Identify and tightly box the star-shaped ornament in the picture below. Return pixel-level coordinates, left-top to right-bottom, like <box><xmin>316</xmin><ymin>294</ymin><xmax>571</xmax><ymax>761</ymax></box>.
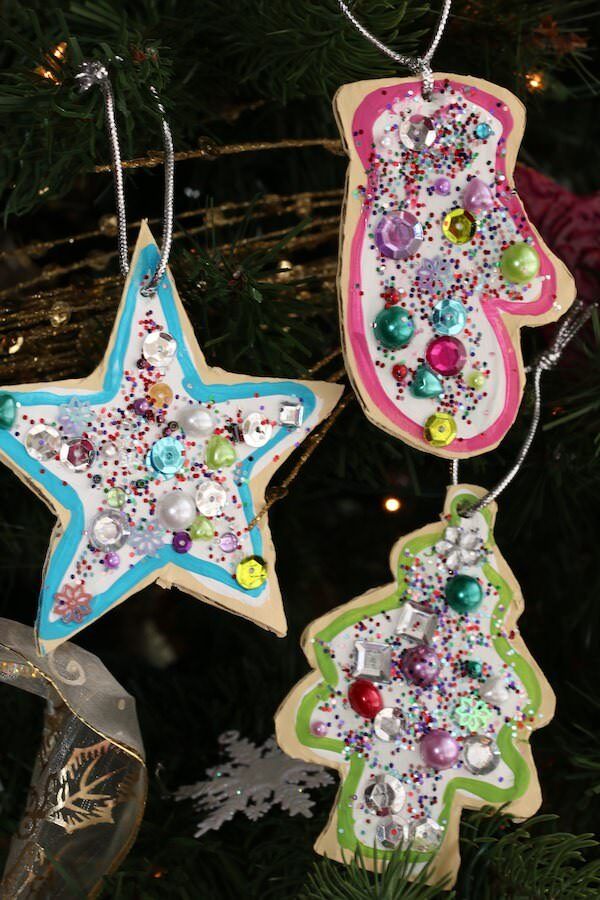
<box><xmin>0</xmin><ymin>224</ymin><xmax>342</xmax><ymax>654</ymax></box>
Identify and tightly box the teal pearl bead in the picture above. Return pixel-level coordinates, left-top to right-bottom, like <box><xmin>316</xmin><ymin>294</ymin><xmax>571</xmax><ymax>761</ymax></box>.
<box><xmin>410</xmin><ymin>365</ymin><xmax>443</xmax><ymax>399</ymax></box>
<box><xmin>500</xmin><ymin>242</ymin><xmax>540</xmax><ymax>284</ymax></box>
<box><xmin>446</xmin><ymin>574</ymin><xmax>483</xmax><ymax>614</ymax></box>
<box><xmin>0</xmin><ymin>393</ymin><xmax>17</xmax><ymax>430</ymax></box>
<box><xmin>373</xmin><ymin>307</ymin><xmax>414</xmax><ymax>350</ymax></box>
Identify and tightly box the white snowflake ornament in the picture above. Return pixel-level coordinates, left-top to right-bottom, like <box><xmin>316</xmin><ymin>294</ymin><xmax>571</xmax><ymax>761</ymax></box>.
<box><xmin>175</xmin><ymin>731</ymin><xmax>332</xmax><ymax>837</ymax></box>
<box><xmin>435</xmin><ymin>525</ymin><xmax>485</xmax><ymax>569</ymax></box>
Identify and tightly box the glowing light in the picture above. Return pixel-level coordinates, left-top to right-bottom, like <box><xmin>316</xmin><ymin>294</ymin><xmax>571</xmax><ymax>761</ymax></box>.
<box><xmin>383</xmin><ymin>496</ymin><xmax>401</xmax><ymax>513</ymax></box>
<box><xmin>525</xmin><ymin>71</ymin><xmax>545</xmax><ymax>92</ymax></box>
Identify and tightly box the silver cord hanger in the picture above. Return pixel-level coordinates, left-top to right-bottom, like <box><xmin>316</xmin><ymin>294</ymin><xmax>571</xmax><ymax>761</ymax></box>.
<box><xmin>337</xmin><ymin>0</ymin><xmax>452</xmax><ymax>97</ymax></box>
<box><xmin>452</xmin><ymin>300</ymin><xmax>596</xmax><ymax>516</ymax></box>
<box><xmin>76</xmin><ymin>61</ymin><xmax>175</xmax><ymax>297</ymax></box>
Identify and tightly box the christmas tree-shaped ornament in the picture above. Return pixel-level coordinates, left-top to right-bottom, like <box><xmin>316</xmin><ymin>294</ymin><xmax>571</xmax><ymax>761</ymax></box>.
<box><xmin>335</xmin><ymin>75</ymin><xmax>575</xmax><ymax>457</ymax></box>
<box><xmin>0</xmin><ymin>224</ymin><xmax>342</xmax><ymax>654</ymax></box>
<box><xmin>276</xmin><ymin>485</ymin><xmax>554</xmax><ymax>885</ymax></box>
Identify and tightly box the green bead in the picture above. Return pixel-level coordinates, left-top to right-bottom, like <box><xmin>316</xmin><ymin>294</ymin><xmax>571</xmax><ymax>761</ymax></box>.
<box><xmin>468</xmin><ymin>371</ymin><xmax>486</xmax><ymax>390</ymax></box>
<box><xmin>410</xmin><ymin>365</ymin><xmax>443</xmax><ymax>399</ymax></box>
<box><xmin>190</xmin><ymin>515</ymin><xmax>214</xmax><ymax>541</ymax></box>
<box><xmin>446</xmin><ymin>574</ymin><xmax>483</xmax><ymax>614</ymax></box>
<box><xmin>107</xmin><ymin>487</ymin><xmax>126</xmax><ymax>509</ymax></box>
<box><xmin>0</xmin><ymin>393</ymin><xmax>17</xmax><ymax>430</ymax></box>
<box><xmin>205</xmin><ymin>434</ymin><xmax>236</xmax><ymax>469</ymax></box>
<box><xmin>500</xmin><ymin>242</ymin><xmax>540</xmax><ymax>284</ymax></box>
<box><xmin>464</xmin><ymin>659</ymin><xmax>483</xmax><ymax>678</ymax></box>
<box><xmin>373</xmin><ymin>307</ymin><xmax>414</xmax><ymax>350</ymax></box>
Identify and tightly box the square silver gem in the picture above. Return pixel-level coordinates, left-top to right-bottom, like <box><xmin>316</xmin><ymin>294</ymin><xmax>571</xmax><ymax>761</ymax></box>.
<box><xmin>354</xmin><ymin>640</ymin><xmax>391</xmax><ymax>682</ymax></box>
<box><xmin>395</xmin><ymin>601</ymin><xmax>437</xmax><ymax>644</ymax></box>
<box><xmin>279</xmin><ymin>399</ymin><xmax>304</xmax><ymax>427</ymax></box>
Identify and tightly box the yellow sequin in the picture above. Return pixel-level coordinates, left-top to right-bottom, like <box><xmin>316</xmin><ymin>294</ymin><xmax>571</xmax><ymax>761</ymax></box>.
<box><xmin>236</xmin><ymin>556</ymin><xmax>268</xmax><ymax>590</ymax></box>
<box><xmin>424</xmin><ymin>413</ymin><xmax>457</xmax><ymax>448</ymax></box>
<box><xmin>442</xmin><ymin>208</ymin><xmax>476</xmax><ymax>244</ymax></box>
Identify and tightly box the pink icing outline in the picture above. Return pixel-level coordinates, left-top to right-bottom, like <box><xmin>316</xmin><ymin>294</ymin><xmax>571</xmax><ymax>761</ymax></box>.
<box><xmin>346</xmin><ymin>77</ymin><xmax>558</xmax><ymax>453</ymax></box>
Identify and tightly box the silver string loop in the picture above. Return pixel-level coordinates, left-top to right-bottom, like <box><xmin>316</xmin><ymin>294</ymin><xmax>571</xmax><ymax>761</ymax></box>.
<box><xmin>453</xmin><ymin>300</ymin><xmax>595</xmax><ymax>517</ymax></box>
<box><xmin>76</xmin><ymin>62</ymin><xmax>174</xmax><ymax>292</ymax></box>
<box><xmin>337</xmin><ymin>0</ymin><xmax>452</xmax><ymax>98</ymax></box>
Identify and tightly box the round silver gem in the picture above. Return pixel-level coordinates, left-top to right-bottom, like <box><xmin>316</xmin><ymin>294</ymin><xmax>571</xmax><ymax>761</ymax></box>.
<box><xmin>25</xmin><ymin>424</ymin><xmax>61</xmax><ymax>461</ymax></box>
<box><xmin>462</xmin><ymin>734</ymin><xmax>501</xmax><ymax>775</ymax></box>
<box><xmin>376</xmin><ymin>817</ymin><xmax>415</xmax><ymax>849</ymax></box>
<box><xmin>89</xmin><ymin>510</ymin><xmax>130</xmax><ymax>551</ymax></box>
<box><xmin>242</xmin><ymin>412</ymin><xmax>273</xmax><ymax>448</ymax></box>
<box><xmin>142</xmin><ymin>331</ymin><xmax>177</xmax><ymax>368</ymax></box>
<box><xmin>363</xmin><ymin>774</ymin><xmax>405</xmax><ymax>815</ymax></box>
<box><xmin>412</xmin><ymin>817</ymin><xmax>444</xmax><ymax>853</ymax></box>
<box><xmin>196</xmin><ymin>481</ymin><xmax>227</xmax><ymax>517</ymax></box>
<box><xmin>399</xmin><ymin>114</ymin><xmax>436</xmax><ymax>151</ymax></box>
<box><xmin>373</xmin><ymin>707</ymin><xmax>405</xmax><ymax>741</ymax></box>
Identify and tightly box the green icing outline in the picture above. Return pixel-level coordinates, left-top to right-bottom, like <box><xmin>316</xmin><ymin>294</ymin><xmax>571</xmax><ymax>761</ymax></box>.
<box><xmin>294</xmin><ymin>492</ymin><xmax>543</xmax><ymax>862</ymax></box>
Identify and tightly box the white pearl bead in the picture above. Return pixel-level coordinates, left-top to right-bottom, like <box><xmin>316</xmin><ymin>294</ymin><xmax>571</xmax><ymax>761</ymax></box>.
<box><xmin>157</xmin><ymin>491</ymin><xmax>197</xmax><ymax>531</ymax></box>
<box><xmin>479</xmin><ymin>675</ymin><xmax>508</xmax><ymax>706</ymax></box>
<box><xmin>178</xmin><ymin>406</ymin><xmax>215</xmax><ymax>437</ymax></box>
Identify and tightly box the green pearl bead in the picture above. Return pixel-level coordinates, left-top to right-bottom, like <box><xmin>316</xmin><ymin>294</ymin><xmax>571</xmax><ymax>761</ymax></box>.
<box><xmin>373</xmin><ymin>307</ymin><xmax>414</xmax><ymax>350</ymax></box>
<box><xmin>205</xmin><ymin>434</ymin><xmax>236</xmax><ymax>469</ymax></box>
<box><xmin>0</xmin><ymin>393</ymin><xmax>17</xmax><ymax>430</ymax></box>
<box><xmin>468</xmin><ymin>371</ymin><xmax>486</xmax><ymax>390</ymax></box>
<box><xmin>500</xmin><ymin>242</ymin><xmax>540</xmax><ymax>284</ymax></box>
<box><xmin>190</xmin><ymin>515</ymin><xmax>214</xmax><ymax>541</ymax></box>
<box><xmin>410</xmin><ymin>365</ymin><xmax>443</xmax><ymax>399</ymax></box>
<box><xmin>446</xmin><ymin>574</ymin><xmax>483</xmax><ymax>614</ymax></box>
<box><xmin>107</xmin><ymin>487</ymin><xmax>126</xmax><ymax>509</ymax></box>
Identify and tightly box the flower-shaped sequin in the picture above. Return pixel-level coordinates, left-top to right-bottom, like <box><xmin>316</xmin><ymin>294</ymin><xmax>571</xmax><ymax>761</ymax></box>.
<box><xmin>435</xmin><ymin>526</ymin><xmax>484</xmax><ymax>569</ymax></box>
<box><xmin>453</xmin><ymin>695</ymin><xmax>493</xmax><ymax>732</ymax></box>
<box><xmin>57</xmin><ymin>397</ymin><xmax>96</xmax><ymax>436</ymax></box>
<box><xmin>129</xmin><ymin>522</ymin><xmax>166</xmax><ymax>557</ymax></box>
<box><xmin>53</xmin><ymin>583</ymin><xmax>92</xmax><ymax>624</ymax></box>
<box><xmin>416</xmin><ymin>255</ymin><xmax>452</xmax><ymax>293</ymax></box>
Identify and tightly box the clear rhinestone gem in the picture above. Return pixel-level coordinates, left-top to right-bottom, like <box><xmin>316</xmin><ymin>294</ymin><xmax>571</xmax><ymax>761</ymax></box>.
<box><xmin>196</xmin><ymin>481</ymin><xmax>227</xmax><ymax>517</ymax></box>
<box><xmin>462</xmin><ymin>734</ymin><xmax>501</xmax><ymax>775</ymax></box>
<box><xmin>89</xmin><ymin>510</ymin><xmax>130</xmax><ymax>551</ymax></box>
<box><xmin>364</xmin><ymin>774</ymin><xmax>405</xmax><ymax>815</ymax></box>
<box><xmin>354</xmin><ymin>640</ymin><xmax>391</xmax><ymax>682</ymax></box>
<box><xmin>279</xmin><ymin>399</ymin><xmax>304</xmax><ymax>427</ymax></box>
<box><xmin>376</xmin><ymin>817</ymin><xmax>415</xmax><ymax>849</ymax></box>
<box><xmin>373</xmin><ymin>707</ymin><xmax>405</xmax><ymax>741</ymax></box>
<box><xmin>25</xmin><ymin>424</ymin><xmax>61</xmax><ymax>461</ymax></box>
<box><xmin>399</xmin><ymin>114</ymin><xmax>437</xmax><ymax>151</ymax></box>
<box><xmin>242</xmin><ymin>412</ymin><xmax>273</xmax><ymax>448</ymax></box>
<box><xmin>59</xmin><ymin>437</ymin><xmax>95</xmax><ymax>472</ymax></box>
<box><xmin>395</xmin><ymin>600</ymin><xmax>438</xmax><ymax>644</ymax></box>
<box><xmin>413</xmin><ymin>817</ymin><xmax>444</xmax><ymax>852</ymax></box>
<box><xmin>142</xmin><ymin>331</ymin><xmax>177</xmax><ymax>368</ymax></box>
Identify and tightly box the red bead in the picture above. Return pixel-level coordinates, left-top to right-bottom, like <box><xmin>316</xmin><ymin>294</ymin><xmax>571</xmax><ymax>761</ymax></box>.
<box><xmin>348</xmin><ymin>678</ymin><xmax>383</xmax><ymax>719</ymax></box>
<box><xmin>392</xmin><ymin>364</ymin><xmax>408</xmax><ymax>382</ymax></box>
<box><xmin>383</xmin><ymin>288</ymin><xmax>400</xmax><ymax>306</ymax></box>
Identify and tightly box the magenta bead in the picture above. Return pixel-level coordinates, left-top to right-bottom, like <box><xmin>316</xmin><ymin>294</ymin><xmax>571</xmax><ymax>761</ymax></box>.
<box><xmin>375</xmin><ymin>211</ymin><xmax>423</xmax><ymax>260</ymax></box>
<box><xmin>172</xmin><ymin>531</ymin><xmax>192</xmax><ymax>554</ymax></box>
<box><xmin>104</xmin><ymin>551</ymin><xmax>120</xmax><ymax>569</ymax></box>
<box><xmin>420</xmin><ymin>729</ymin><xmax>460</xmax><ymax>770</ymax></box>
<box><xmin>434</xmin><ymin>177</ymin><xmax>451</xmax><ymax>196</ymax></box>
<box><xmin>402</xmin><ymin>644</ymin><xmax>441</xmax><ymax>687</ymax></box>
<box><xmin>133</xmin><ymin>398</ymin><xmax>150</xmax><ymax>416</ymax></box>
<box><xmin>310</xmin><ymin>721</ymin><xmax>328</xmax><ymax>737</ymax></box>
<box><xmin>463</xmin><ymin>177</ymin><xmax>494</xmax><ymax>212</ymax></box>
<box><xmin>426</xmin><ymin>336</ymin><xmax>466</xmax><ymax>376</ymax></box>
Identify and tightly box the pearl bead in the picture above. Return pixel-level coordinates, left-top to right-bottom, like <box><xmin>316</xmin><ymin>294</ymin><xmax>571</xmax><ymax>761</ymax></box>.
<box><xmin>178</xmin><ymin>405</ymin><xmax>215</xmax><ymax>437</ymax></box>
<box><xmin>420</xmin><ymin>729</ymin><xmax>460</xmax><ymax>770</ymax></box>
<box><xmin>446</xmin><ymin>574</ymin><xmax>483</xmax><ymax>613</ymax></box>
<box><xmin>500</xmin><ymin>242</ymin><xmax>540</xmax><ymax>284</ymax></box>
<box><xmin>157</xmin><ymin>491</ymin><xmax>197</xmax><ymax>531</ymax></box>
<box><xmin>373</xmin><ymin>307</ymin><xmax>414</xmax><ymax>350</ymax></box>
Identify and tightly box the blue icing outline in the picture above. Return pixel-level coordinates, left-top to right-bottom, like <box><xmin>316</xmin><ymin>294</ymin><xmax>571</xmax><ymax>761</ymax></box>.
<box><xmin>0</xmin><ymin>243</ymin><xmax>317</xmax><ymax>645</ymax></box>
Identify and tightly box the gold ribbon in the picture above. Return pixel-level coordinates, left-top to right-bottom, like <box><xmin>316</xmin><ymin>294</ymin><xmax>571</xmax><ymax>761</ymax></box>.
<box><xmin>0</xmin><ymin>619</ymin><xmax>146</xmax><ymax>898</ymax></box>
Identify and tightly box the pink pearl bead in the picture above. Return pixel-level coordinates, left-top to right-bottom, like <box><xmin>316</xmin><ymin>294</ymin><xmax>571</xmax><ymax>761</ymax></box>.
<box><xmin>420</xmin><ymin>729</ymin><xmax>460</xmax><ymax>770</ymax></box>
<box><xmin>401</xmin><ymin>644</ymin><xmax>441</xmax><ymax>687</ymax></box>
<box><xmin>310</xmin><ymin>721</ymin><xmax>328</xmax><ymax>737</ymax></box>
<box><xmin>426</xmin><ymin>336</ymin><xmax>467</xmax><ymax>376</ymax></box>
